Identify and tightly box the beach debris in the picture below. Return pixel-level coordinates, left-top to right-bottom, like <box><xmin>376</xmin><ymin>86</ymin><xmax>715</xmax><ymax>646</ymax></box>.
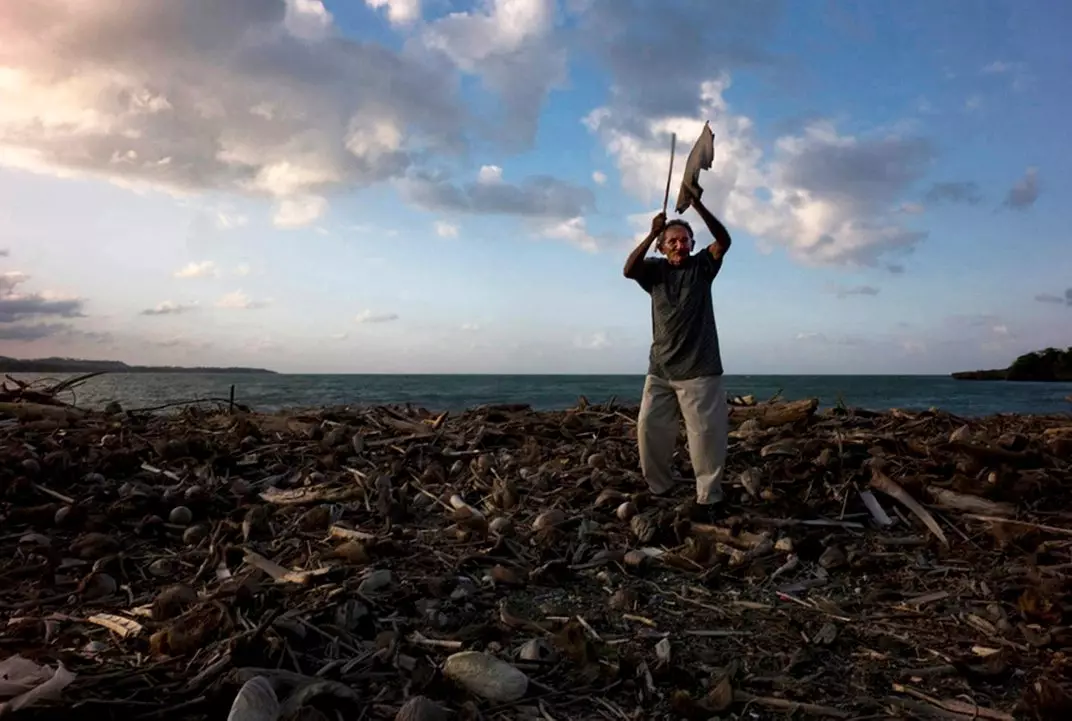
<box><xmin>1</xmin><ymin>381</ymin><xmax>1070</xmax><ymax>719</ymax></box>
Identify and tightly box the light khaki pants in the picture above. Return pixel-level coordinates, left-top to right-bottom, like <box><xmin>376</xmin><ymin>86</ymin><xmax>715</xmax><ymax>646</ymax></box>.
<box><xmin>637</xmin><ymin>374</ymin><xmax>728</xmax><ymax>504</ymax></box>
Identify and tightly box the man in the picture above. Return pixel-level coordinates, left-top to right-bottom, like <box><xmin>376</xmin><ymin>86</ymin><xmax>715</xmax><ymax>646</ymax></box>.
<box><xmin>622</xmin><ymin>188</ymin><xmax>731</xmax><ymax>521</ymax></box>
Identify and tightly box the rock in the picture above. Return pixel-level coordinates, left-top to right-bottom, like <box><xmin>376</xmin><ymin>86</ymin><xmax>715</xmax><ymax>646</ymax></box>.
<box><xmin>489</xmin><ymin>517</ymin><xmax>514</xmax><ymax>536</ymax></box>
<box><xmin>586</xmin><ymin>452</ymin><xmax>606</xmax><ymax>469</ymax></box>
<box><xmin>442</xmin><ymin>651</ymin><xmax>528</xmax><ymax>702</ymax></box>
<box><xmin>358</xmin><ymin>569</ymin><xmax>393</xmax><ymax>595</ymax></box>
<box><xmin>616</xmin><ymin>501</ymin><xmax>638</xmax><ymax>521</ymax></box>
<box><xmin>532</xmin><ymin>509</ymin><xmax>566</xmax><ymax>531</ymax></box>
<box><xmin>518</xmin><ymin>638</ymin><xmax>557</xmax><ymax>662</ymax></box>
<box><xmin>152</xmin><ymin>584</ymin><xmax>199</xmax><ymax>620</ymax></box>
<box><xmin>169</xmin><ymin>506</ymin><xmax>193</xmax><ymax>525</ymax></box>
<box><xmin>395</xmin><ymin>696</ymin><xmax>448</xmax><ymax>721</ymax></box>
<box><xmin>182</xmin><ymin>524</ymin><xmax>210</xmax><ymax>545</ymax></box>
<box><xmin>226</xmin><ymin>676</ymin><xmax>279</xmax><ymax>721</ymax></box>
<box><xmin>949</xmin><ymin>425</ymin><xmax>972</xmax><ymax>443</ymax></box>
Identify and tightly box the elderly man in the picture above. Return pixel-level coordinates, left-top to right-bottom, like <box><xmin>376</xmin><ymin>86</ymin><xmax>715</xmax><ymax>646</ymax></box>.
<box><xmin>622</xmin><ymin>189</ymin><xmax>732</xmax><ymax>521</ymax></box>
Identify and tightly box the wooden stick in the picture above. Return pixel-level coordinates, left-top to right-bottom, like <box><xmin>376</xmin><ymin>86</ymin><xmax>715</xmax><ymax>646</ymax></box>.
<box><xmin>661</xmin><ymin>132</ymin><xmax>677</xmax><ymax>214</ymax></box>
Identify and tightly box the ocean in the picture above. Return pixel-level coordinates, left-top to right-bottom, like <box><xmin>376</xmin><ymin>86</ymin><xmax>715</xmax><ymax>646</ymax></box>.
<box><xmin>5</xmin><ymin>373</ymin><xmax>1072</xmax><ymax>417</ymax></box>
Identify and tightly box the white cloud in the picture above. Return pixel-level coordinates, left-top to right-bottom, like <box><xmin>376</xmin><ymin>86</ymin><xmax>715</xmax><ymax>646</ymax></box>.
<box><xmin>0</xmin><ymin>271</ymin><xmax>31</xmax><ymax>295</ymax></box>
<box><xmin>539</xmin><ymin>217</ymin><xmax>600</xmax><ymax>253</ymax></box>
<box><xmin>216</xmin><ymin>290</ymin><xmax>268</xmax><ymax>310</ymax></box>
<box><xmin>330</xmin><ymin>332</ymin><xmax>349</xmax><ymax>340</ymax></box>
<box><xmin>435</xmin><ymin>221</ymin><xmax>460</xmax><ymax>238</ymax></box>
<box><xmin>418</xmin><ymin>0</ymin><xmax>565</xmax><ymax>147</ymax></box>
<box><xmin>592</xmin><ymin>170</ymin><xmax>607</xmax><ymax>185</ymax></box>
<box><xmin>574</xmin><ymin>331</ymin><xmax>610</xmax><ymax>350</ymax></box>
<box><xmin>174</xmin><ymin>261</ymin><xmax>219</xmax><ymax>279</ymax></box>
<box><xmin>899</xmin><ymin>202</ymin><xmax>925</xmax><ymax>215</ymax></box>
<box><xmin>586</xmin><ymin>75</ymin><xmax>930</xmax><ymax>269</ymax></box>
<box><xmin>284</xmin><ymin>0</ymin><xmax>333</xmax><ymax>41</ymax></box>
<box><xmin>460</xmin><ymin>322</ymin><xmax>481</xmax><ymax>331</ymax></box>
<box><xmin>140</xmin><ymin>300</ymin><xmax>198</xmax><ymax>316</ymax></box>
<box><xmin>355</xmin><ymin>309</ymin><xmax>399</xmax><ymax>324</ymax></box>
<box><xmin>478</xmin><ymin>165</ymin><xmax>504</xmax><ymax>184</ymax></box>
<box><xmin>234</xmin><ymin>263</ymin><xmax>252</xmax><ymax>277</ymax></box>
<box><xmin>365</xmin><ymin>0</ymin><xmax>422</xmax><ymax>26</ymax></box>
<box><xmin>965</xmin><ymin>95</ymin><xmax>982</xmax><ymax>112</ymax></box>
<box><xmin>0</xmin><ymin>1</ymin><xmax>464</xmax><ymax>213</ymax></box>
<box><xmin>216</xmin><ymin>211</ymin><xmax>249</xmax><ymax>230</ymax></box>
<box><xmin>273</xmin><ymin>196</ymin><xmax>328</xmax><ymax>228</ymax></box>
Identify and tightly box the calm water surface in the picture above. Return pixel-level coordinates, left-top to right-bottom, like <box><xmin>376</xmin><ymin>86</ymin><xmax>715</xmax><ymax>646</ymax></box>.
<box><xmin>7</xmin><ymin>373</ymin><xmax>1072</xmax><ymax>417</ymax></box>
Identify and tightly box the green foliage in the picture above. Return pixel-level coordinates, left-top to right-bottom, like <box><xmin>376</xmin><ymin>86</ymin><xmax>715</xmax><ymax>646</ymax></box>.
<box><xmin>1006</xmin><ymin>346</ymin><xmax>1072</xmax><ymax>381</ymax></box>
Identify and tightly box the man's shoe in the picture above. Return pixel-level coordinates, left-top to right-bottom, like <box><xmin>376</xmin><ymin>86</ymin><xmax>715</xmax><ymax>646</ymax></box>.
<box><xmin>678</xmin><ymin>499</ymin><xmax>723</xmax><ymax>524</ymax></box>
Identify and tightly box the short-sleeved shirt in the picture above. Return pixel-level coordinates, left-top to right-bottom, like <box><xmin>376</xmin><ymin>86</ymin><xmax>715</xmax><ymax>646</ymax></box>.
<box><xmin>632</xmin><ymin>251</ymin><xmax>724</xmax><ymax>381</ymax></box>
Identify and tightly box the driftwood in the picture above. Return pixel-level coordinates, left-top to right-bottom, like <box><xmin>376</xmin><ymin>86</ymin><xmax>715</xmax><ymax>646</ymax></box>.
<box><xmin>1</xmin><ymin>393</ymin><xmax>1070</xmax><ymax>720</ymax></box>
<box><xmin>730</xmin><ymin>397</ymin><xmax>818</xmax><ymax>428</ymax></box>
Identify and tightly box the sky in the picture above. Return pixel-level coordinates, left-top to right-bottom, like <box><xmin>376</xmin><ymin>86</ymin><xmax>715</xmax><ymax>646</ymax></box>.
<box><xmin>0</xmin><ymin>0</ymin><xmax>1069</xmax><ymax>375</ymax></box>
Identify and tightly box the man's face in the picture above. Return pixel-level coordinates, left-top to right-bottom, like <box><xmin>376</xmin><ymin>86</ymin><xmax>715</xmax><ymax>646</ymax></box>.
<box><xmin>661</xmin><ymin>225</ymin><xmax>692</xmax><ymax>264</ymax></box>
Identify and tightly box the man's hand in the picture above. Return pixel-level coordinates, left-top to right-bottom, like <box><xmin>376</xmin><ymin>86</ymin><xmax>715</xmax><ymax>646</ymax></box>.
<box><xmin>650</xmin><ymin>212</ymin><xmax>667</xmax><ymax>236</ymax></box>
<box><xmin>680</xmin><ymin>184</ymin><xmax>704</xmax><ymax>211</ymax></box>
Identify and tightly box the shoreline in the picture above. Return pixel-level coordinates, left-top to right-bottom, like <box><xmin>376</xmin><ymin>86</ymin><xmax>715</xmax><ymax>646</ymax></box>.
<box><xmin>1</xmin><ymin>393</ymin><xmax>1071</xmax><ymax>718</ymax></box>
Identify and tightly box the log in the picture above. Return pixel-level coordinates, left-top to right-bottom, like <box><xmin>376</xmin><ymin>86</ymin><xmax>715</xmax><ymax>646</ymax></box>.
<box><xmin>730</xmin><ymin>398</ymin><xmax>819</xmax><ymax>429</ymax></box>
<box><xmin>926</xmin><ymin>487</ymin><xmax>1014</xmax><ymax>517</ymax></box>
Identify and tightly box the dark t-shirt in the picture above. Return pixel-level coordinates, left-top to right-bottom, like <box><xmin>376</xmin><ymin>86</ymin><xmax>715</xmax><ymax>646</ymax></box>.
<box><xmin>632</xmin><ymin>251</ymin><xmax>724</xmax><ymax>381</ymax></box>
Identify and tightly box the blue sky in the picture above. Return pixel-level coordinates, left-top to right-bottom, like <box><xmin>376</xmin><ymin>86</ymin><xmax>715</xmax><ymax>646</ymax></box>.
<box><xmin>0</xmin><ymin>0</ymin><xmax>1068</xmax><ymax>374</ymax></box>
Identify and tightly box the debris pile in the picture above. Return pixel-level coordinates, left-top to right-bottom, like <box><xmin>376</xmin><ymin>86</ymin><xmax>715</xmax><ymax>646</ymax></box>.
<box><xmin>2</xmin><ymin>383</ymin><xmax>1072</xmax><ymax>720</ymax></box>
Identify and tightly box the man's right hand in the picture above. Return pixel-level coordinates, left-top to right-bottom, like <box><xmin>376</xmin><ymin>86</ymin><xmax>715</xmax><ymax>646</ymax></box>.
<box><xmin>650</xmin><ymin>212</ymin><xmax>666</xmax><ymax>236</ymax></box>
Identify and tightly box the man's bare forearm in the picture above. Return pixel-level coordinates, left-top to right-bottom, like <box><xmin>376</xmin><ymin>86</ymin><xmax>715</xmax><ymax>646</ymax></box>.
<box><xmin>692</xmin><ymin>198</ymin><xmax>732</xmax><ymax>255</ymax></box>
<box><xmin>623</xmin><ymin>231</ymin><xmax>658</xmax><ymax>277</ymax></box>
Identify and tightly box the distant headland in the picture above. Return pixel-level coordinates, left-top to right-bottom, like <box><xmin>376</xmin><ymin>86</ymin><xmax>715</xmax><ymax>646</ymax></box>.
<box><xmin>952</xmin><ymin>347</ymin><xmax>1072</xmax><ymax>382</ymax></box>
<box><xmin>0</xmin><ymin>356</ymin><xmax>276</xmax><ymax>375</ymax></box>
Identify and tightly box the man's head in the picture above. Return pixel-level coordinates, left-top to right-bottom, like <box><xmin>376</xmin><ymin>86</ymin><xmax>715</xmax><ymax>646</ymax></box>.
<box><xmin>657</xmin><ymin>219</ymin><xmax>694</xmax><ymax>265</ymax></box>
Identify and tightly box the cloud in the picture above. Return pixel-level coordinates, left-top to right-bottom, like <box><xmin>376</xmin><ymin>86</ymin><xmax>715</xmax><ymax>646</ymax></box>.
<box><xmin>417</xmin><ymin>0</ymin><xmax>566</xmax><ymax>149</ymax></box>
<box><xmin>478</xmin><ymin>165</ymin><xmax>503</xmax><ymax>184</ymax></box>
<box><xmin>273</xmin><ymin>195</ymin><xmax>328</xmax><ymax>228</ymax></box>
<box><xmin>573</xmin><ymin>0</ymin><xmax>783</xmax><ymax>121</ymax></box>
<box><xmin>898</xmin><ymin>202</ymin><xmax>924</xmax><ymax>215</ymax></box>
<box><xmin>0</xmin><ymin>270</ymin><xmax>86</xmax><ymax>339</ymax></box>
<box><xmin>400</xmin><ymin>168</ymin><xmax>594</xmax><ymax>219</ymax></box>
<box><xmin>538</xmin><ymin>217</ymin><xmax>604</xmax><ymax>253</ymax></box>
<box><xmin>460</xmin><ymin>322</ymin><xmax>481</xmax><ymax>332</ymax></box>
<box><xmin>366</xmin><ymin>0</ymin><xmax>422</xmax><ymax>27</ymax></box>
<box><xmin>965</xmin><ymin>95</ymin><xmax>982</xmax><ymax>112</ymax></box>
<box><xmin>592</xmin><ymin>170</ymin><xmax>607</xmax><ymax>185</ymax></box>
<box><xmin>924</xmin><ymin>181</ymin><xmax>982</xmax><ymax>206</ymax></box>
<box><xmin>828</xmin><ymin>284</ymin><xmax>880</xmax><ymax>299</ymax></box>
<box><xmin>355</xmin><ymin>309</ymin><xmax>399</xmax><ymax>323</ymax></box>
<box><xmin>0</xmin><ymin>278</ymin><xmax>85</xmax><ymax>324</ymax></box>
<box><xmin>1035</xmin><ymin>289</ymin><xmax>1072</xmax><ymax>306</ymax></box>
<box><xmin>0</xmin><ymin>249</ymin><xmax>8</xmax><ymax>257</ymax></box>
<box><xmin>1003</xmin><ymin>167</ymin><xmax>1039</xmax><ymax>211</ymax></box>
<box><xmin>140</xmin><ymin>300</ymin><xmax>198</xmax><ymax>316</ymax></box>
<box><xmin>216</xmin><ymin>290</ymin><xmax>268</xmax><ymax>310</ymax></box>
<box><xmin>0</xmin><ymin>323</ymin><xmax>71</xmax><ymax>341</ymax></box>
<box><xmin>794</xmin><ymin>331</ymin><xmax>868</xmax><ymax>346</ymax></box>
<box><xmin>0</xmin><ymin>0</ymin><xmax>465</xmax><ymax>215</ymax></box>
<box><xmin>981</xmin><ymin>60</ymin><xmax>1032</xmax><ymax>91</ymax></box>
<box><xmin>234</xmin><ymin>263</ymin><xmax>252</xmax><ymax>277</ymax></box>
<box><xmin>586</xmin><ymin>75</ymin><xmax>932</xmax><ymax>268</ymax></box>
<box><xmin>574</xmin><ymin>331</ymin><xmax>610</xmax><ymax>350</ymax></box>
<box><xmin>215</xmin><ymin>211</ymin><xmax>249</xmax><ymax>230</ymax></box>
<box><xmin>434</xmin><ymin>221</ymin><xmax>459</xmax><ymax>238</ymax></box>
<box><xmin>0</xmin><ymin>271</ymin><xmax>30</xmax><ymax>295</ymax></box>
<box><xmin>174</xmin><ymin>261</ymin><xmax>219</xmax><ymax>279</ymax></box>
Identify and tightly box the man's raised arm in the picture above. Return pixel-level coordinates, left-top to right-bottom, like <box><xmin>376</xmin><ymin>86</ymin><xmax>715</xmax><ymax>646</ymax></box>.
<box><xmin>623</xmin><ymin>212</ymin><xmax>666</xmax><ymax>278</ymax></box>
<box><xmin>690</xmin><ymin>195</ymin><xmax>732</xmax><ymax>260</ymax></box>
